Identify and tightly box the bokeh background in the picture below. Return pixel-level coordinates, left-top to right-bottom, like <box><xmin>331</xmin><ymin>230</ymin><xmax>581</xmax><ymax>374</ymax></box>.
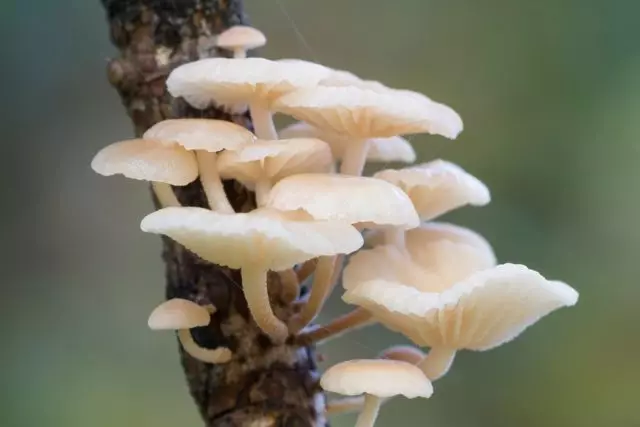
<box><xmin>3</xmin><ymin>0</ymin><xmax>639</xmax><ymax>426</ymax></box>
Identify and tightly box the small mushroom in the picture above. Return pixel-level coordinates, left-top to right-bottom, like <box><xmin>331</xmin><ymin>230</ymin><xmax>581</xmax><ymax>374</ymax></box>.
<box><xmin>273</xmin><ymin>86</ymin><xmax>462</xmax><ymax>175</ymax></box>
<box><xmin>147</xmin><ymin>298</ymin><xmax>232</xmax><ymax>364</ymax></box>
<box><xmin>373</xmin><ymin>160</ymin><xmax>490</xmax><ymax>248</ymax></box>
<box><xmin>266</xmin><ymin>173</ymin><xmax>419</xmax><ymax>333</ymax></box>
<box><xmin>321</xmin><ymin>359</ymin><xmax>433</xmax><ymax>427</ymax></box>
<box><xmin>279</xmin><ymin>121</ymin><xmax>416</xmax><ymax>166</ymax></box>
<box><xmin>141</xmin><ymin>206</ymin><xmax>363</xmax><ymax>342</ymax></box>
<box><xmin>91</xmin><ymin>138</ymin><xmax>198</xmax><ymax>207</ymax></box>
<box><xmin>143</xmin><ymin>119</ymin><xmax>257</xmax><ymax>212</ymax></box>
<box><xmin>342</xmin><ymin>263</ymin><xmax>579</xmax><ymax>380</ymax></box>
<box><xmin>167</xmin><ymin>58</ymin><xmax>332</xmax><ymax>140</ymax></box>
<box><xmin>216</xmin><ymin>25</ymin><xmax>266</xmax><ymax>58</ymax></box>
<box><xmin>217</xmin><ymin>138</ymin><xmax>333</xmax><ymax>206</ymax></box>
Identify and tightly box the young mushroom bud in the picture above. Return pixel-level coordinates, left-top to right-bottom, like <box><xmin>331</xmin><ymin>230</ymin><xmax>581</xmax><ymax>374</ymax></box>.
<box><xmin>216</xmin><ymin>25</ymin><xmax>267</xmax><ymax>59</ymax></box>
<box><xmin>147</xmin><ymin>298</ymin><xmax>232</xmax><ymax>364</ymax></box>
<box><xmin>91</xmin><ymin>138</ymin><xmax>198</xmax><ymax>207</ymax></box>
<box><xmin>143</xmin><ymin>119</ymin><xmax>257</xmax><ymax>213</ymax></box>
<box><xmin>141</xmin><ymin>207</ymin><xmax>363</xmax><ymax>343</ymax></box>
<box><xmin>321</xmin><ymin>359</ymin><xmax>433</xmax><ymax>427</ymax></box>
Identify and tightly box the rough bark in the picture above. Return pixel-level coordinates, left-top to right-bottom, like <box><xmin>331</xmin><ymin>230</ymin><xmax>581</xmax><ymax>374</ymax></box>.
<box><xmin>100</xmin><ymin>1</ymin><xmax>326</xmax><ymax>425</ymax></box>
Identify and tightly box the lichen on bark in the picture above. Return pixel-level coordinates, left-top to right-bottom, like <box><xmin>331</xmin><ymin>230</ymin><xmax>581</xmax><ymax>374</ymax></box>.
<box><xmin>100</xmin><ymin>1</ymin><xmax>326</xmax><ymax>425</ymax></box>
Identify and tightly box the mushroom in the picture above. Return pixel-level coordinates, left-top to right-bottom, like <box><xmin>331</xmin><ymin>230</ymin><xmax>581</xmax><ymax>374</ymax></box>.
<box><xmin>143</xmin><ymin>119</ymin><xmax>257</xmax><ymax>213</ymax></box>
<box><xmin>279</xmin><ymin>121</ymin><xmax>416</xmax><ymax>166</ymax></box>
<box><xmin>373</xmin><ymin>160</ymin><xmax>490</xmax><ymax>249</ymax></box>
<box><xmin>273</xmin><ymin>85</ymin><xmax>462</xmax><ymax>175</ymax></box>
<box><xmin>216</xmin><ymin>25</ymin><xmax>266</xmax><ymax>59</ymax></box>
<box><xmin>266</xmin><ymin>173</ymin><xmax>419</xmax><ymax>332</ymax></box>
<box><xmin>217</xmin><ymin>138</ymin><xmax>333</xmax><ymax>206</ymax></box>
<box><xmin>342</xmin><ymin>263</ymin><xmax>579</xmax><ymax>380</ymax></box>
<box><xmin>91</xmin><ymin>138</ymin><xmax>198</xmax><ymax>207</ymax></box>
<box><xmin>147</xmin><ymin>298</ymin><xmax>232</xmax><ymax>364</ymax></box>
<box><xmin>167</xmin><ymin>58</ymin><xmax>332</xmax><ymax>140</ymax></box>
<box><xmin>321</xmin><ymin>359</ymin><xmax>433</xmax><ymax>427</ymax></box>
<box><xmin>141</xmin><ymin>206</ymin><xmax>363</xmax><ymax>342</ymax></box>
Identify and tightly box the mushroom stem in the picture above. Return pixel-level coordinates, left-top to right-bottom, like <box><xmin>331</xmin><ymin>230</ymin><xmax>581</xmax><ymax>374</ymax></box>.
<box><xmin>295</xmin><ymin>308</ymin><xmax>374</xmax><ymax>345</ymax></box>
<box><xmin>241</xmin><ymin>267</ymin><xmax>289</xmax><ymax>342</ymax></box>
<box><xmin>355</xmin><ymin>394</ymin><xmax>381</xmax><ymax>427</ymax></box>
<box><xmin>383</xmin><ymin>227</ymin><xmax>406</xmax><ymax>250</ymax></box>
<box><xmin>296</xmin><ymin>258</ymin><xmax>318</xmax><ymax>284</ymax></box>
<box><xmin>340</xmin><ymin>139</ymin><xmax>370</xmax><ymax>176</ymax></box>
<box><xmin>151</xmin><ymin>181</ymin><xmax>180</xmax><ymax>207</ymax></box>
<box><xmin>290</xmin><ymin>255</ymin><xmax>338</xmax><ymax>333</ymax></box>
<box><xmin>249</xmin><ymin>101</ymin><xmax>278</xmax><ymax>140</ymax></box>
<box><xmin>278</xmin><ymin>268</ymin><xmax>300</xmax><ymax>303</ymax></box>
<box><xmin>233</xmin><ymin>48</ymin><xmax>247</xmax><ymax>59</ymax></box>
<box><xmin>326</xmin><ymin>396</ymin><xmax>365</xmax><ymax>415</ymax></box>
<box><xmin>379</xmin><ymin>346</ymin><xmax>426</xmax><ymax>365</ymax></box>
<box><xmin>254</xmin><ymin>178</ymin><xmax>272</xmax><ymax>207</ymax></box>
<box><xmin>418</xmin><ymin>347</ymin><xmax>457</xmax><ymax>381</ymax></box>
<box><xmin>177</xmin><ymin>329</ymin><xmax>233</xmax><ymax>364</ymax></box>
<box><xmin>196</xmin><ymin>151</ymin><xmax>235</xmax><ymax>213</ymax></box>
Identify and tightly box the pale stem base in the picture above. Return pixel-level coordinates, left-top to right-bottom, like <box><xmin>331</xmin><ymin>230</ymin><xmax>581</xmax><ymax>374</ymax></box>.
<box><xmin>418</xmin><ymin>347</ymin><xmax>457</xmax><ymax>381</ymax></box>
<box><xmin>242</xmin><ymin>267</ymin><xmax>289</xmax><ymax>343</ymax></box>
<box><xmin>254</xmin><ymin>178</ymin><xmax>273</xmax><ymax>207</ymax></box>
<box><xmin>290</xmin><ymin>255</ymin><xmax>336</xmax><ymax>334</ymax></box>
<box><xmin>249</xmin><ymin>101</ymin><xmax>278</xmax><ymax>140</ymax></box>
<box><xmin>196</xmin><ymin>151</ymin><xmax>234</xmax><ymax>213</ymax></box>
<box><xmin>355</xmin><ymin>394</ymin><xmax>381</xmax><ymax>427</ymax></box>
<box><xmin>340</xmin><ymin>139</ymin><xmax>370</xmax><ymax>176</ymax></box>
<box><xmin>152</xmin><ymin>181</ymin><xmax>180</xmax><ymax>207</ymax></box>
<box><xmin>177</xmin><ymin>329</ymin><xmax>232</xmax><ymax>364</ymax></box>
<box><xmin>295</xmin><ymin>308</ymin><xmax>374</xmax><ymax>345</ymax></box>
<box><xmin>233</xmin><ymin>48</ymin><xmax>247</xmax><ymax>59</ymax></box>
<box><xmin>278</xmin><ymin>268</ymin><xmax>300</xmax><ymax>303</ymax></box>
<box><xmin>326</xmin><ymin>396</ymin><xmax>365</xmax><ymax>415</ymax></box>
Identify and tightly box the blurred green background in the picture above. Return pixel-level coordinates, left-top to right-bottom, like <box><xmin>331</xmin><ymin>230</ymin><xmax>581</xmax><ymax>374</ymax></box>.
<box><xmin>2</xmin><ymin>0</ymin><xmax>638</xmax><ymax>426</ymax></box>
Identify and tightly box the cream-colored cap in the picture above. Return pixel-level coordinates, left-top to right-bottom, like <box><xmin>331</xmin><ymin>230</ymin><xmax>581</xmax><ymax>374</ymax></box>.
<box><xmin>140</xmin><ymin>206</ymin><xmax>363</xmax><ymax>271</ymax></box>
<box><xmin>216</xmin><ymin>25</ymin><xmax>266</xmax><ymax>51</ymax></box>
<box><xmin>148</xmin><ymin>298</ymin><xmax>210</xmax><ymax>330</ymax></box>
<box><xmin>167</xmin><ymin>58</ymin><xmax>332</xmax><ymax>109</ymax></box>
<box><xmin>217</xmin><ymin>138</ymin><xmax>333</xmax><ymax>188</ymax></box>
<box><xmin>279</xmin><ymin>121</ymin><xmax>416</xmax><ymax>164</ymax></box>
<box><xmin>91</xmin><ymin>138</ymin><xmax>198</xmax><ymax>185</ymax></box>
<box><xmin>143</xmin><ymin>119</ymin><xmax>256</xmax><ymax>152</ymax></box>
<box><xmin>374</xmin><ymin>160</ymin><xmax>490</xmax><ymax>221</ymax></box>
<box><xmin>320</xmin><ymin>359</ymin><xmax>433</xmax><ymax>398</ymax></box>
<box><xmin>342</xmin><ymin>264</ymin><xmax>579</xmax><ymax>351</ymax></box>
<box><xmin>273</xmin><ymin>85</ymin><xmax>463</xmax><ymax>139</ymax></box>
<box><xmin>266</xmin><ymin>173</ymin><xmax>420</xmax><ymax>229</ymax></box>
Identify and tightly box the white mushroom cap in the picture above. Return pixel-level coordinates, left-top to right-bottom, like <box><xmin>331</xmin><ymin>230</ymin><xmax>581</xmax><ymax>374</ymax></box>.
<box><xmin>140</xmin><ymin>206</ymin><xmax>363</xmax><ymax>271</ymax></box>
<box><xmin>217</xmin><ymin>138</ymin><xmax>333</xmax><ymax>188</ymax></box>
<box><xmin>266</xmin><ymin>173</ymin><xmax>420</xmax><ymax>229</ymax></box>
<box><xmin>374</xmin><ymin>160</ymin><xmax>490</xmax><ymax>221</ymax></box>
<box><xmin>342</xmin><ymin>264</ymin><xmax>579</xmax><ymax>351</ymax></box>
<box><xmin>91</xmin><ymin>138</ymin><xmax>198</xmax><ymax>185</ymax></box>
<box><xmin>148</xmin><ymin>298</ymin><xmax>210</xmax><ymax>330</ymax></box>
<box><xmin>167</xmin><ymin>58</ymin><xmax>332</xmax><ymax>109</ymax></box>
<box><xmin>279</xmin><ymin>121</ymin><xmax>416</xmax><ymax>164</ymax></box>
<box><xmin>216</xmin><ymin>25</ymin><xmax>267</xmax><ymax>51</ymax></box>
<box><xmin>143</xmin><ymin>119</ymin><xmax>256</xmax><ymax>152</ymax></box>
<box><xmin>273</xmin><ymin>85</ymin><xmax>463</xmax><ymax>139</ymax></box>
<box><xmin>321</xmin><ymin>359</ymin><xmax>433</xmax><ymax>398</ymax></box>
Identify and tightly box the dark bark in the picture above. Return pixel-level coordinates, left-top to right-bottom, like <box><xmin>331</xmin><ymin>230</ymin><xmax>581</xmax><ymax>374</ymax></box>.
<box><xmin>100</xmin><ymin>1</ymin><xmax>326</xmax><ymax>425</ymax></box>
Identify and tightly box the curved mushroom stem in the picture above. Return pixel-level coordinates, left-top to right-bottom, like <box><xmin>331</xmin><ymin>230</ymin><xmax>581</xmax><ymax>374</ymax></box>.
<box><xmin>295</xmin><ymin>308</ymin><xmax>374</xmax><ymax>346</ymax></box>
<box><xmin>326</xmin><ymin>396</ymin><xmax>365</xmax><ymax>415</ymax></box>
<box><xmin>177</xmin><ymin>329</ymin><xmax>233</xmax><ymax>364</ymax></box>
<box><xmin>196</xmin><ymin>151</ymin><xmax>234</xmax><ymax>213</ymax></box>
<box><xmin>249</xmin><ymin>101</ymin><xmax>278</xmax><ymax>140</ymax></box>
<box><xmin>290</xmin><ymin>255</ymin><xmax>338</xmax><ymax>333</ymax></box>
<box><xmin>151</xmin><ymin>181</ymin><xmax>180</xmax><ymax>207</ymax></box>
<box><xmin>383</xmin><ymin>227</ymin><xmax>406</xmax><ymax>251</ymax></box>
<box><xmin>233</xmin><ymin>48</ymin><xmax>247</xmax><ymax>59</ymax></box>
<box><xmin>418</xmin><ymin>347</ymin><xmax>457</xmax><ymax>381</ymax></box>
<box><xmin>241</xmin><ymin>267</ymin><xmax>289</xmax><ymax>343</ymax></box>
<box><xmin>355</xmin><ymin>394</ymin><xmax>381</xmax><ymax>427</ymax></box>
<box><xmin>296</xmin><ymin>258</ymin><xmax>317</xmax><ymax>284</ymax></box>
<box><xmin>277</xmin><ymin>268</ymin><xmax>300</xmax><ymax>303</ymax></box>
<box><xmin>340</xmin><ymin>139</ymin><xmax>370</xmax><ymax>176</ymax></box>
<box><xmin>254</xmin><ymin>178</ymin><xmax>273</xmax><ymax>207</ymax></box>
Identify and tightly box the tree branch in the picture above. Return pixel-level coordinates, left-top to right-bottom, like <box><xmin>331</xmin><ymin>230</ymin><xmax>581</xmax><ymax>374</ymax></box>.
<box><xmin>100</xmin><ymin>1</ymin><xmax>326</xmax><ymax>425</ymax></box>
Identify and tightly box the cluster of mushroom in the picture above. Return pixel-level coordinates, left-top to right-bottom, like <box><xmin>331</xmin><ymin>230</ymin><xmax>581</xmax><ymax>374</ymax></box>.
<box><xmin>91</xmin><ymin>25</ymin><xmax>579</xmax><ymax>427</ymax></box>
